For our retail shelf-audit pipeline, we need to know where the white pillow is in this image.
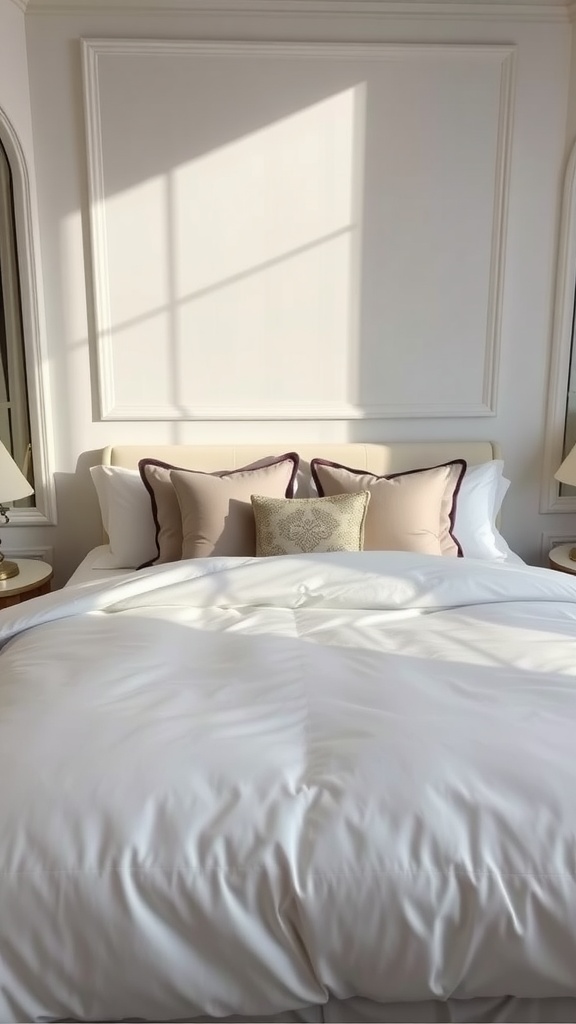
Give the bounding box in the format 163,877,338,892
90,465,156,568
454,460,514,561
491,475,524,562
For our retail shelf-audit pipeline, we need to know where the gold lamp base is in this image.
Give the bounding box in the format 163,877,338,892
0,557,19,580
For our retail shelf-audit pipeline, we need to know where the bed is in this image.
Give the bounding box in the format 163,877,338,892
2,441,576,1024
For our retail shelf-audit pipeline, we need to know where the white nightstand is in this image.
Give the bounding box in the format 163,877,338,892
548,543,576,575
0,558,53,610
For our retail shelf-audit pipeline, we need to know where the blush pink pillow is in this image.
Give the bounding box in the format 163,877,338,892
139,453,299,565
310,459,466,557
171,458,301,559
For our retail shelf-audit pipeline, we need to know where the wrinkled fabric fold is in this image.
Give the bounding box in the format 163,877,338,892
1,552,576,1022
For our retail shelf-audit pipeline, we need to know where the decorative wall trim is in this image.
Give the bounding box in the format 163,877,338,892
481,47,515,419
0,544,54,563
98,401,496,421
541,140,576,514
83,37,515,61
81,39,113,420
0,108,57,525
27,0,571,23
83,39,514,421
540,532,576,562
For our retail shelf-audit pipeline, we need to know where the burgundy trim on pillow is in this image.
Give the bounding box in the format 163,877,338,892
310,457,467,557
138,452,300,568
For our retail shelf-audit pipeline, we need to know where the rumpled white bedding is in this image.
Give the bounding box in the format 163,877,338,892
64,543,527,590
1,551,576,1024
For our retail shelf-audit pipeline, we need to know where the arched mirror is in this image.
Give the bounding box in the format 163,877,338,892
0,107,54,526
560,302,576,496
0,137,34,507
542,140,576,513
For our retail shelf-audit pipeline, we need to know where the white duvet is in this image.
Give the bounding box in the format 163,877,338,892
1,551,576,1023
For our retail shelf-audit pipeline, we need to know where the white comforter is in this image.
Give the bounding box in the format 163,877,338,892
1,551,576,1023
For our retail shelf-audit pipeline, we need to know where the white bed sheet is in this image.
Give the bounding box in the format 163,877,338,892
65,544,134,586
0,551,575,1022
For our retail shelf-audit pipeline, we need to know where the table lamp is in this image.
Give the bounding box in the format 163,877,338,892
555,442,576,560
0,440,34,580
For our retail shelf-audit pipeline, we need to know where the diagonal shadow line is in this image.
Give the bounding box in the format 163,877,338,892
97,223,354,338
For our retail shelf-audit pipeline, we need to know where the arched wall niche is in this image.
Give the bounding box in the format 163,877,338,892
0,105,55,525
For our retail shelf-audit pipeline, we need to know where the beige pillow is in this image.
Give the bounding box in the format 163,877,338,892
251,492,370,556
139,453,298,565
310,459,466,557
171,460,300,559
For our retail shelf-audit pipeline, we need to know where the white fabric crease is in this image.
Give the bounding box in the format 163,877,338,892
0,552,576,1022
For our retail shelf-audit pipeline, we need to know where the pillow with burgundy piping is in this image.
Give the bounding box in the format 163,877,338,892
139,452,299,565
310,459,466,557
170,458,302,559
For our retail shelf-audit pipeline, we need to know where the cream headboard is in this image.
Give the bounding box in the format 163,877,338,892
103,441,500,473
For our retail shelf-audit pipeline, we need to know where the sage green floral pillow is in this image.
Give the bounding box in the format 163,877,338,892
250,492,370,556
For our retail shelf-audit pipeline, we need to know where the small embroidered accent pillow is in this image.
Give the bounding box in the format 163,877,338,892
251,492,370,557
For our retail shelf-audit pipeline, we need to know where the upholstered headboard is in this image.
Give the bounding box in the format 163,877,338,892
94,442,503,551
103,441,500,473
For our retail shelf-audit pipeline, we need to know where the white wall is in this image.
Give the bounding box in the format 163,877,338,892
0,2,31,155
12,3,574,582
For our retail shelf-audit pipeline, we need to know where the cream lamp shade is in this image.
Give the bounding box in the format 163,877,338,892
0,440,34,503
0,440,34,580
555,443,576,486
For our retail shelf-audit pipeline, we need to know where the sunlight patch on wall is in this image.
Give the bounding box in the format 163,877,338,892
105,176,171,327
173,88,356,293
95,86,363,418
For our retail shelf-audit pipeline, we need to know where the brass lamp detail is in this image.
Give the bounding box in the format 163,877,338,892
0,440,34,580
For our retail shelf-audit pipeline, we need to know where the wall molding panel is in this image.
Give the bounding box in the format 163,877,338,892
83,39,515,421
540,532,576,562
0,544,54,563
482,45,515,421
